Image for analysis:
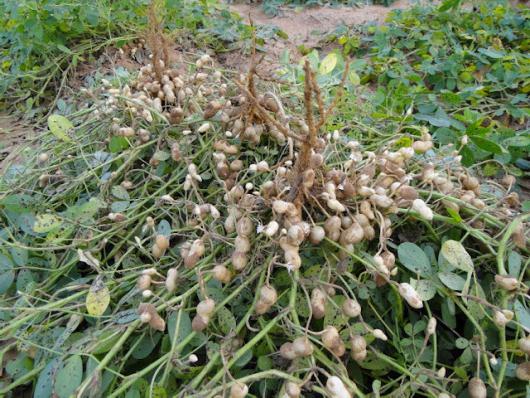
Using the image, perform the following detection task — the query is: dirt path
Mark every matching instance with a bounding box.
[223,1,410,71]
[230,0,410,45]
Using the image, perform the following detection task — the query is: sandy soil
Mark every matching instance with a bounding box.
[221,0,410,72]
[230,0,410,46]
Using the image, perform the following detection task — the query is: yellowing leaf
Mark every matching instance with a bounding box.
[440,240,473,272]
[86,276,110,316]
[48,114,73,142]
[349,70,361,86]
[33,214,62,233]
[319,53,338,75]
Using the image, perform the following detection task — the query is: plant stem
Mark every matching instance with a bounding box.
[495,214,529,397]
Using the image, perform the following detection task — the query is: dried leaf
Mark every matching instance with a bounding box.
[78,249,100,270]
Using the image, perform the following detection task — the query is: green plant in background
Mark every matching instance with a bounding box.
[329,1,529,174]
[261,0,398,17]
[0,0,253,115]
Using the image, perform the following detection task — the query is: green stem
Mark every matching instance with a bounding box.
[108,331,198,398]
[189,268,266,389]
[0,363,45,394]
[200,370,303,398]
[451,295,496,389]
[313,348,366,398]
[161,300,186,385]
[206,311,287,386]
[0,291,85,337]
[495,214,529,397]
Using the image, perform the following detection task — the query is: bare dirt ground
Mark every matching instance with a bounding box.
[0,114,34,172]
[223,0,410,69]
[230,0,409,45]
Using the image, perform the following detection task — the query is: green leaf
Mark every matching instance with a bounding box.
[111,185,130,200]
[455,337,468,349]
[469,136,505,155]
[358,354,391,371]
[478,48,505,59]
[34,358,61,398]
[125,388,141,398]
[64,197,105,222]
[216,306,236,334]
[33,214,62,233]
[503,135,530,148]
[151,385,167,398]
[114,310,139,325]
[440,240,473,272]
[48,114,73,142]
[6,353,33,379]
[16,269,34,292]
[414,114,452,127]
[109,136,129,153]
[348,70,360,86]
[294,291,310,318]
[233,348,253,368]
[168,311,192,344]
[132,333,161,359]
[111,201,130,212]
[10,247,28,266]
[153,151,170,162]
[54,355,83,398]
[324,295,348,329]
[467,281,486,320]
[514,300,530,330]
[410,279,437,301]
[319,53,338,75]
[397,243,432,276]
[257,355,273,371]
[438,272,466,291]
[0,254,15,294]
[91,330,122,354]
[438,0,460,11]
[508,251,522,278]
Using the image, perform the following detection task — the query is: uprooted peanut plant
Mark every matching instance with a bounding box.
[0,37,529,398]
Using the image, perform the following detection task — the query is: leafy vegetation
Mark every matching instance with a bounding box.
[0,1,529,398]
[329,2,529,173]
[0,0,253,113]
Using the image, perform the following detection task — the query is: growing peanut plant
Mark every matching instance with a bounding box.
[0,42,528,397]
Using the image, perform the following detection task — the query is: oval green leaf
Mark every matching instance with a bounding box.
[319,53,338,75]
[440,240,473,272]
[438,271,466,291]
[48,114,73,142]
[54,355,83,398]
[410,279,437,301]
[0,254,15,294]
[397,242,432,276]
